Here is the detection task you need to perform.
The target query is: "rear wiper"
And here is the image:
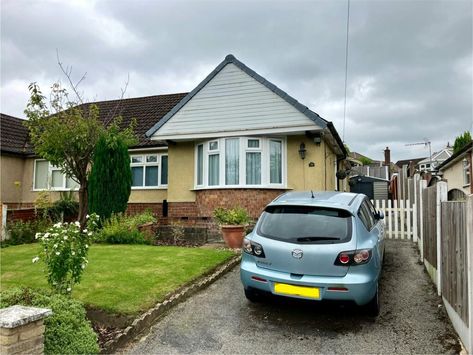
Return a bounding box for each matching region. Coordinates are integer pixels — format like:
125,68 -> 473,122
296,236 -> 340,242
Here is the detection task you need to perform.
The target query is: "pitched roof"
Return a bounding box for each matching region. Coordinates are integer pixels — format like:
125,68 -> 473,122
438,141 -> 473,170
78,92 -> 188,148
0,113 -> 33,155
146,54 -> 347,157
395,157 -> 426,168
0,93 -> 188,156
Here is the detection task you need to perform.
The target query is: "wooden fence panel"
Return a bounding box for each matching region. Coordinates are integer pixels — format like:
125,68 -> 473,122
423,186 -> 437,267
441,201 -> 469,325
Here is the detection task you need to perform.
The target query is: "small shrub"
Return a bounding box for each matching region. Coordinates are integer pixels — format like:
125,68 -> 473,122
0,287 -> 99,355
49,191 -> 79,221
213,207 -> 250,226
170,221 -> 185,245
97,212 -> 157,244
5,219 -> 51,246
33,214 -> 99,294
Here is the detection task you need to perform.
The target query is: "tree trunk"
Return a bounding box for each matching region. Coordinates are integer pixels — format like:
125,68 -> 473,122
78,180 -> 88,229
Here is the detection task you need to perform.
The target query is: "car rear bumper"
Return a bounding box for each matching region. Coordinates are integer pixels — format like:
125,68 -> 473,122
240,257 -> 378,306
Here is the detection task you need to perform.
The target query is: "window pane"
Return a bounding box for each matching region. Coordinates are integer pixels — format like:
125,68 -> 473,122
208,154 -> 219,186
66,176 -> 79,189
146,155 -> 158,163
145,166 -> 159,186
248,139 -> 259,148
51,170 -> 63,188
197,145 -> 203,185
131,156 -> 143,163
270,140 -> 282,184
225,138 -> 239,185
132,167 -> 144,186
246,152 -> 261,185
34,161 -> 49,189
209,141 -> 218,151
161,156 -> 168,185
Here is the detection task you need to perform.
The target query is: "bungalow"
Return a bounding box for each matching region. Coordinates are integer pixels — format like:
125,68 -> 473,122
1,54 -> 347,227
438,141 -> 472,200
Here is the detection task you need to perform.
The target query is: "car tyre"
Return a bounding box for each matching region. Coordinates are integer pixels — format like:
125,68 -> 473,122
365,284 -> 380,317
244,287 -> 264,303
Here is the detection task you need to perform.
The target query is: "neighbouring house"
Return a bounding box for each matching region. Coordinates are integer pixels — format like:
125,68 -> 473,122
1,54 -> 347,236
438,141 -> 472,200
416,145 -> 453,173
348,147 -> 392,180
395,157 -> 426,177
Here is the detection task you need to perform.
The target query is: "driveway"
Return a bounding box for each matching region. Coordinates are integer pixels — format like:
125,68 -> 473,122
126,240 -> 460,354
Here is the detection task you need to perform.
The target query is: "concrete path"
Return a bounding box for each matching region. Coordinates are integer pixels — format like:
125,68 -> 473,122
125,240 -> 460,354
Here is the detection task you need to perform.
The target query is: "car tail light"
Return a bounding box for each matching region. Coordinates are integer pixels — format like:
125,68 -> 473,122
243,238 -> 266,258
334,249 -> 372,266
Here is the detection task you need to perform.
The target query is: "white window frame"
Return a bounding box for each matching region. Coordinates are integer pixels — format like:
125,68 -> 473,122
130,153 -> 168,189
33,159 -> 79,191
194,137 -> 286,189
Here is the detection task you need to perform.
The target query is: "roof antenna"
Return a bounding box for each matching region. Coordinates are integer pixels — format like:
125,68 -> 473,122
311,190 -> 315,198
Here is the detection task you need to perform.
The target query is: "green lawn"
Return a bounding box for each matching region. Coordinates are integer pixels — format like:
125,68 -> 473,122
1,244 -> 234,315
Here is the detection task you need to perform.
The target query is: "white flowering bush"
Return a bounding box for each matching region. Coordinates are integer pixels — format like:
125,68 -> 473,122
33,213 -> 99,294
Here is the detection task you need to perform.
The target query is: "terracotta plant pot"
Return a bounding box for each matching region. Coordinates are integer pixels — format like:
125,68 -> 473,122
220,225 -> 245,248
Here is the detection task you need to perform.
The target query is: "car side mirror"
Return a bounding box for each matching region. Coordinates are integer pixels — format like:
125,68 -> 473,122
376,211 -> 385,220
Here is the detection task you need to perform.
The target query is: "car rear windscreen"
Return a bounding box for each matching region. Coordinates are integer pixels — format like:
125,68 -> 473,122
257,205 -> 352,244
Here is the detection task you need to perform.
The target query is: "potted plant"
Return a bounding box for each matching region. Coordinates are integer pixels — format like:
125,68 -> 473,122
213,207 -> 251,248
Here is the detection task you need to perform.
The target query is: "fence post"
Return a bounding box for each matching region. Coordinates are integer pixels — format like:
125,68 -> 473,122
406,199 -> 411,240
387,199 -> 392,239
400,200 -> 405,239
1,204 -> 7,241
394,199 -> 398,239
412,202 -> 418,242
436,181 -> 448,296
466,195 -> 473,354
419,179 -> 427,261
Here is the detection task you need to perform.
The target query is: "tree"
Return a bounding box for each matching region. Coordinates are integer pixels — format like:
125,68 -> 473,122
24,81 -> 136,227
24,83 -> 103,227
88,122 -> 134,220
453,131 -> 472,154
359,156 -> 373,166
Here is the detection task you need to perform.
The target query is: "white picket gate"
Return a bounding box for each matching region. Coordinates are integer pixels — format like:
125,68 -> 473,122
372,199 -> 417,241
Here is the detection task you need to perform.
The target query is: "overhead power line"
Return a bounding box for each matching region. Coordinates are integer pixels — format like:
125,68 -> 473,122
342,0 -> 351,142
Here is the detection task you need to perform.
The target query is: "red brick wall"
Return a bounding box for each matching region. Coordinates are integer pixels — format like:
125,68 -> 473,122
195,189 -> 287,218
127,203 -> 163,218
168,202 -> 199,218
6,208 -> 37,222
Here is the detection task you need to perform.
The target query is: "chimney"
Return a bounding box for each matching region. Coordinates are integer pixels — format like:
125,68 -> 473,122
384,147 -> 391,166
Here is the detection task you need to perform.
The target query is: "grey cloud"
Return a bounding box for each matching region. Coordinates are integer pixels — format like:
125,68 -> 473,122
1,0 -> 471,161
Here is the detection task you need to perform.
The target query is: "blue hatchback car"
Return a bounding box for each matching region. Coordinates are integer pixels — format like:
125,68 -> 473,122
240,191 -> 385,316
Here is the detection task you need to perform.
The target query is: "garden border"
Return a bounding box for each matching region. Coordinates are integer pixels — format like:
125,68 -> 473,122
101,253 -> 241,353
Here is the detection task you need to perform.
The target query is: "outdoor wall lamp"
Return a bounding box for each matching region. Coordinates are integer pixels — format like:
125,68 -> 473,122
299,143 -> 307,160
313,134 -> 322,145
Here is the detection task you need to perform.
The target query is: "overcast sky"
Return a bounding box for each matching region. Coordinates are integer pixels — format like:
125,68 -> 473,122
1,0 -> 472,161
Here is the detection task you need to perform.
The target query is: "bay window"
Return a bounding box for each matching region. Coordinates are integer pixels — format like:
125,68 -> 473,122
33,160 -> 79,190
131,153 -> 168,188
195,137 -> 285,188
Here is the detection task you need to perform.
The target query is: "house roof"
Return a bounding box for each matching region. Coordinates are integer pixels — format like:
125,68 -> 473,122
0,93 -> 188,156
438,141 -> 473,171
395,157 -> 426,168
78,92 -> 188,149
417,147 -> 453,165
146,54 -> 347,157
0,113 -> 33,155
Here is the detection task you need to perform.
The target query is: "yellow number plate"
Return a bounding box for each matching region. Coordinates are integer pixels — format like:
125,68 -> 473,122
274,283 -> 320,299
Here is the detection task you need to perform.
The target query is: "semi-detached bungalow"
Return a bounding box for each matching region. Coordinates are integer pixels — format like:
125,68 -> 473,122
0,54 -> 347,229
